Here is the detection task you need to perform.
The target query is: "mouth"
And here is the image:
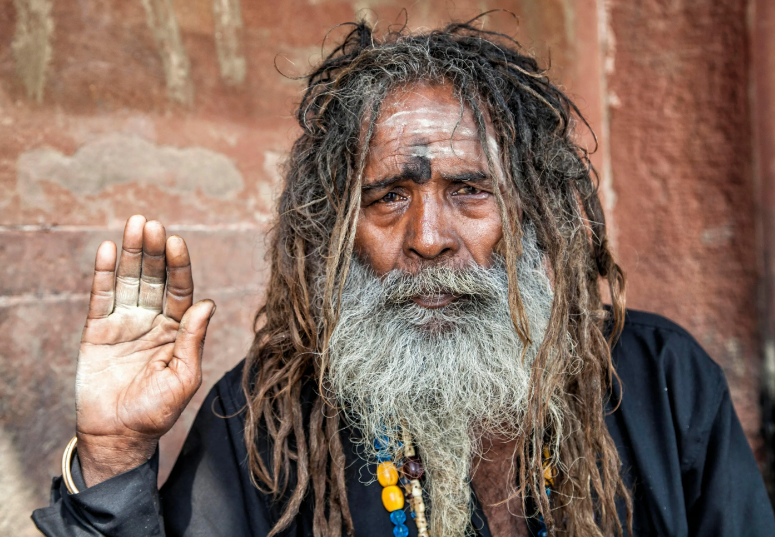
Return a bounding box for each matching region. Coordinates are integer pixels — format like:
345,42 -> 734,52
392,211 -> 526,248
411,293 -> 457,308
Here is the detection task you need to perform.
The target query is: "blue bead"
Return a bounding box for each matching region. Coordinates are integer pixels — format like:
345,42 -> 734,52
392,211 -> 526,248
537,530 -> 547,537
545,488 -> 551,497
390,510 -> 406,525
376,452 -> 391,462
399,477 -> 409,486
374,436 -> 390,450
393,523 -> 409,537
410,511 -> 416,519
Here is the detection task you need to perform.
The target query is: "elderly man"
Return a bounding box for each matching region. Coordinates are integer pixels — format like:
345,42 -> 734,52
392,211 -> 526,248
33,21 -> 774,537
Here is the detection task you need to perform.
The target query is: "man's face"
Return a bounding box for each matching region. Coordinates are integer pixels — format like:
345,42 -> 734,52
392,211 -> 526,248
354,83 -> 505,307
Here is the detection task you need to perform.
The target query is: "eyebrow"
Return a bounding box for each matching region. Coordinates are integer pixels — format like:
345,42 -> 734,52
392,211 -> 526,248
362,165 -> 491,193
441,171 -> 490,184
362,157 -> 432,192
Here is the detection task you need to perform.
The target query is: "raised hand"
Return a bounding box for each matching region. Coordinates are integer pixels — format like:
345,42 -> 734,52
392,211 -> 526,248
74,215 -> 215,487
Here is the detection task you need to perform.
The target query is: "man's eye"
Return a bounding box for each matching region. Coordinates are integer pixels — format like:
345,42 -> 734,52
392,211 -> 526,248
380,192 -> 402,203
453,185 -> 483,196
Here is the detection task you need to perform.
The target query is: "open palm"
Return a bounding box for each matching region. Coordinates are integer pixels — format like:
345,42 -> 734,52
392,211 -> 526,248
74,216 -> 214,484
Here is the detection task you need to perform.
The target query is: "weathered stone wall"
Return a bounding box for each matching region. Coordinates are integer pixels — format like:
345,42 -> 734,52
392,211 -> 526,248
608,0 -> 761,451
0,0 -> 768,534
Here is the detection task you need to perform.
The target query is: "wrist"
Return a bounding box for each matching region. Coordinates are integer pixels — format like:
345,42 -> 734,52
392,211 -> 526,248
75,432 -> 158,488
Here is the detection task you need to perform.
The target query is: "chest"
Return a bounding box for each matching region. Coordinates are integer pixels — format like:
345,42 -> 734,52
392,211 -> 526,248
469,439 -> 529,537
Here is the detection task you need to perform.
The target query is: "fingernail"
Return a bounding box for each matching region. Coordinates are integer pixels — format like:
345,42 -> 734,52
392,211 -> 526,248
208,303 -> 217,319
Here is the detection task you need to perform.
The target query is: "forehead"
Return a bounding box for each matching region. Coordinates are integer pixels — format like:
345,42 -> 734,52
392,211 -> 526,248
376,84 -> 475,136
366,83 -> 494,160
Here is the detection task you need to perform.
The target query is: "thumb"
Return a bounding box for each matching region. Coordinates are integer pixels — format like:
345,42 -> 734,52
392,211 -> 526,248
170,299 -> 216,390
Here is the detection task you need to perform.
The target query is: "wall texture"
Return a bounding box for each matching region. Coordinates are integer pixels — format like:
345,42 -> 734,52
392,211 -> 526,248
609,0 -> 761,450
0,0 -> 770,534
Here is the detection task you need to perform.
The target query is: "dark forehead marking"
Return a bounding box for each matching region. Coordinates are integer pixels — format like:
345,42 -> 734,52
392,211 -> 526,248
402,156 -> 431,185
362,155 -> 432,192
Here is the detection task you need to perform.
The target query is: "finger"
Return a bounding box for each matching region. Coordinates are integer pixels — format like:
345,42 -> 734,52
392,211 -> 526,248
170,300 -> 216,391
164,236 -> 194,322
115,215 -> 147,308
138,221 -> 167,312
87,241 -> 117,319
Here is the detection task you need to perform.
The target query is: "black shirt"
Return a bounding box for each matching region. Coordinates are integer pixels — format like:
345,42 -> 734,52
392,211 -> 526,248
32,310 -> 775,536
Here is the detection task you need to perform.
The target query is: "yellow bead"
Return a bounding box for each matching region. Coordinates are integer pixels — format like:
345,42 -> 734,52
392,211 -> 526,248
377,462 -> 399,487
543,464 -> 554,486
381,485 -> 405,512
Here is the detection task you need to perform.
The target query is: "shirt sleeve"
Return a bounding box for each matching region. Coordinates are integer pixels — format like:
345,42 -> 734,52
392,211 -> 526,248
683,384 -> 775,536
31,450 -> 163,537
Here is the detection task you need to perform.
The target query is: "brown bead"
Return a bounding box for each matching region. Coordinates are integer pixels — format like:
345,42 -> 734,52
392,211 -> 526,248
402,457 -> 424,480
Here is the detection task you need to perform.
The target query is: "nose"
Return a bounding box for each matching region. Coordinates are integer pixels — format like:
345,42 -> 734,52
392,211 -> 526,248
404,194 -> 459,262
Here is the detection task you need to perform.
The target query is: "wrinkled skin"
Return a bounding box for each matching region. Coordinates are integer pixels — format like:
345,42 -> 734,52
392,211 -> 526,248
75,216 -> 215,487
356,83 -> 507,306
77,83 -> 522,535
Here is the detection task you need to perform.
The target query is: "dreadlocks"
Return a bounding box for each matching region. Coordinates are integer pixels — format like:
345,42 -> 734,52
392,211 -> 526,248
242,16 -> 632,537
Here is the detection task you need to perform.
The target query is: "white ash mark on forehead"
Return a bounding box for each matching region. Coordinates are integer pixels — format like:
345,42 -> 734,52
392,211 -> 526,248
409,145 -> 432,159
378,109 -> 476,135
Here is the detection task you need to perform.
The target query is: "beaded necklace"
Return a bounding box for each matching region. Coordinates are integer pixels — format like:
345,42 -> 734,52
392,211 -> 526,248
375,431 -> 429,537
376,435 -> 554,537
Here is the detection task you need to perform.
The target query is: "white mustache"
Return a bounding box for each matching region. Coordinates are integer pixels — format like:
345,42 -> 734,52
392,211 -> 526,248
381,262 -> 507,305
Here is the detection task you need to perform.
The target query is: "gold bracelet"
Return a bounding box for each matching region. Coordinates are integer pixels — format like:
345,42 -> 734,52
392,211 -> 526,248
61,436 -> 80,494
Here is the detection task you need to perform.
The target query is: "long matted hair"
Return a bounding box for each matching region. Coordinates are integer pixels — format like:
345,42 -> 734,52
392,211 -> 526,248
243,16 -> 632,537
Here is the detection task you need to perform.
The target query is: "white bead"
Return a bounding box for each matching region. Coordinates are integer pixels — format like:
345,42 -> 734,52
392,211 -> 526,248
415,501 -> 425,513
402,429 -> 414,453
412,486 -> 422,498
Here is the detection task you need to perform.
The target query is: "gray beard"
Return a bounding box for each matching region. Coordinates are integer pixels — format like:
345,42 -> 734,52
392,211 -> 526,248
326,227 -> 556,537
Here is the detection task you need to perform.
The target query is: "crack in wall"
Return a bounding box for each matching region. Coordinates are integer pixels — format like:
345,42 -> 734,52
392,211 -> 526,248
596,0 -> 617,247
560,0 -> 577,52
140,0 -> 194,106
213,0 -> 246,86
11,0 -> 53,103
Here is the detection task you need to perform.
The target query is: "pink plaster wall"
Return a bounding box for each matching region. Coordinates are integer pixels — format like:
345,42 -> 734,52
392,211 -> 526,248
608,0 -> 762,452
